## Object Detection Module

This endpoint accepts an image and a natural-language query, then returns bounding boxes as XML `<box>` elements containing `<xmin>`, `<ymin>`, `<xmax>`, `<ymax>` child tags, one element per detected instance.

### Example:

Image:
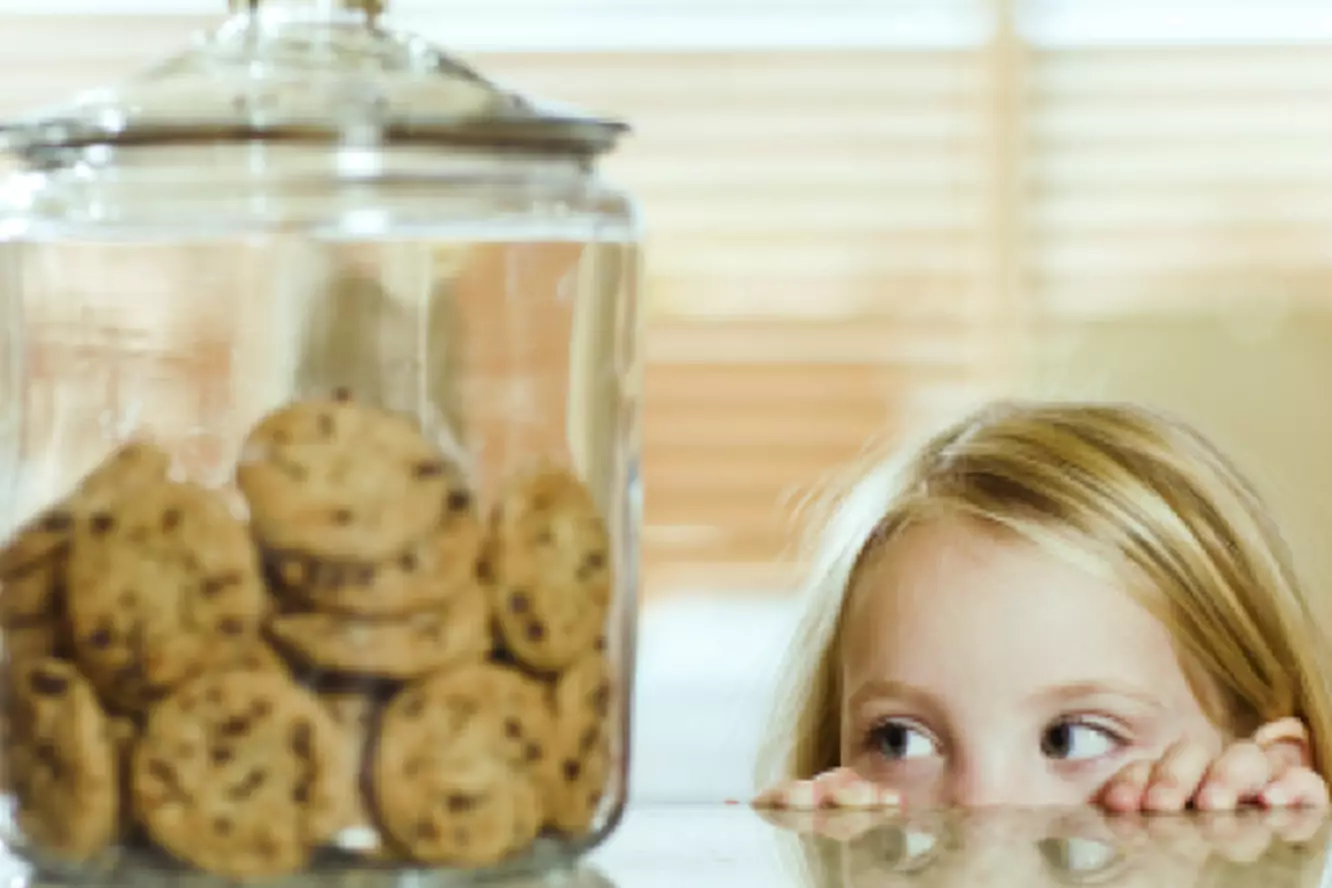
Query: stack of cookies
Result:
<box><xmin>0</xmin><ymin>394</ymin><xmax>618</xmax><ymax>880</ymax></box>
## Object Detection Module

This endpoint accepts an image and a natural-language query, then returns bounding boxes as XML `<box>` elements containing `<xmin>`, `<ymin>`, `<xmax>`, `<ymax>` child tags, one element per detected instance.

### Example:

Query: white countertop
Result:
<box><xmin>589</xmin><ymin>804</ymin><xmax>1332</xmax><ymax>888</ymax></box>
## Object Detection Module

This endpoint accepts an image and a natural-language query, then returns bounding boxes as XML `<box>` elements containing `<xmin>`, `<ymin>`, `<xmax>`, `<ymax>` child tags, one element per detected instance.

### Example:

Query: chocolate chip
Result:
<box><xmin>203</xmin><ymin>572</ymin><xmax>241</xmax><ymax>597</ymax></box>
<box><xmin>149</xmin><ymin>759</ymin><xmax>179</xmax><ymax>788</ymax></box>
<box><xmin>291</xmin><ymin>720</ymin><xmax>312</xmax><ymax>758</ymax></box>
<box><xmin>332</xmin><ymin>508</ymin><xmax>353</xmax><ymax>526</ymax></box>
<box><xmin>28</xmin><ymin>667</ymin><xmax>69</xmax><ymax>696</ymax></box>
<box><xmin>402</xmin><ymin>694</ymin><xmax>424</xmax><ymax>718</ymax></box>
<box><xmin>353</xmin><ymin>563</ymin><xmax>376</xmax><ymax>585</ymax></box>
<box><xmin>446</xmin><ymin>490</ymin><xmax>471</xmax><ymax>513</ymax></box>
<box><xmin>563</xmin><ymin>760</ymin><xmax>581</xmax><ymax>782</ymax></box>
<box><xmin>416</xmin><ymin>819</ymin><xmax>439</xmax><ymax>840</ymax></box>
<box><xmin>414</xmin><ymin>461</ymin><xmax>446</xmax><ymax>479</ymax></box>
<box><xmin>40</xmin><ymin>511</ymin><xmax>72</xmax><ymax>533</ymax></box>
<box><xmin>90</xmin><ymin>513</ymin><xmax>115</xmax><ymax>535</ymax></box>
<box><xmin>35</xmin><ymin>741</ymin><xmax>60</xmax><ymax>771</ymax></box>
<box><xmin>88</xmin><ymin>627</ymin><xmax>113</xmax><ymax>649</ymax></box>
<box><xmin>504</xmin><ymin>718</ymin><xmax>521</xmax><ymax>739</ymax></box>
<box><xmin>211</xmin><ymin>746</ymin><xmax>233</xmax><ymax>765</ymax></box>
<box><xmin>161</xmin><ymin>508</ymin><xmax>182</xmax><ymax>531</ymax></box>
<box><xmin>317</xmin><ymin>413</ymin><xmax>335</xmax><ymax>437</ymax></box>
<box><xmin>447</xmin><ymin>794</ymin><xmax>477</xmax><ymax>813</ymax></box>
<box><xmin>525</xmin><ymin>742</ymin><xmax>543</xmax><ymax>762</ymax></box>
<box><xmin>536</xmin><ymin>529</ymin><xmax>552</xmax><ymax>545</ymax></box>
<box><xmin>252</xmin><ymin>698</ymin><xmax>272</xmax><ymax>719</ymax></box>
<box><xmin>509</xmin><ymin>591</ymin><xmax>529</xmax><ymax>614</ymax></box>
<box><xmin>228</xmin><ymin>767</ymin><xmax>266</xmax><ymax>800</ymax></box>
<box><xmin>218</xmin><ymin>617</ymin><xmax>246</xmax><ymax>636</ymax></box>
<box><xmin>594</xmin><ymin>635</ymin><xmax>607</xmax><ymax>653</ymax></box>
<box><xmin>526</xmin><ymin>621</ymin><xmax>546</xmax><ymax>642</ymax></box>
<box><xmin>399</xmin><ymin>551</ymin><xmax>419</xmax><ymax>572</ymax></box>
<box><xmin>592</xmin><ymin>683</ymin><xmax>610</xmax><ymax>716</ymax></box>
<box><xmin>332</xmin><ymin>387</ymin><xmax>352</xmax><ymax>403</ymax></box>
<box><xmin>580</xmin><ymin>726</ymin><xmax>599</xmax><ymax>754</ymax></box>
<box><xmin>213</xmin><ymin>817</ymin><xmax>233</xmax><ymax>835</ymax></box>
<box><xmin>220</xmin><ymin>716</ymin><xmax>250</xmax><ymax>737</ymax></box>
<box><xmin>292</xmin><ymin>782</ymin><xmax>309</xmax><ymax>804</ymax></box>
<box><xmin>320</xmin><ymin>562</ymin><xmax>348</xmax><ymax>588</ymax></box>
<box><xmin>578</xmin><ymin>551</ymin><xmax>606</xmax><ymax>580</ymax></box>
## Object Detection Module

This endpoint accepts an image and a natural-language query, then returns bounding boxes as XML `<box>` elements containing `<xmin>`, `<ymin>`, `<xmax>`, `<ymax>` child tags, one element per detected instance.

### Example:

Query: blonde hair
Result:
<box><xmin>756</xmin><ymin>399</ymin><xmax>1332</xmax><ymax>787</ymax></box>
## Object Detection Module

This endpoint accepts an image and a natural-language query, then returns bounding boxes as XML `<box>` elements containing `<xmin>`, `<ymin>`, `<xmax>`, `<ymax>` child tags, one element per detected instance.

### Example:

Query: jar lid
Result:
<box><xmin>0</xmin><ymin>0</ymin><xmax>629</xmax><ymax>161</ymax></box>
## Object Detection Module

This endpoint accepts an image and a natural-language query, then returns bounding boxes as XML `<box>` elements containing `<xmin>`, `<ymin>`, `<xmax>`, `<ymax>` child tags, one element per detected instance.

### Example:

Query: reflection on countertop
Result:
<box><xmin>8</xmin><ymin>804</ymin><xmax>1329</xmax><ymax>888</ymax></box>
<box><xmin>592</xmin><ymin>804</ymin><xmax>1332</xmax><ymax>888</ymax></box>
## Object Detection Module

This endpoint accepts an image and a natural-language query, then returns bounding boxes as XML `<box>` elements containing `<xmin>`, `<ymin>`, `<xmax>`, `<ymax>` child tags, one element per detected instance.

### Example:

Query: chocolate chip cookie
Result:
<box><xmin>4</xmin><ymin>658</ymin><xmax>120</xmax><ymax>861</ymax></box>
<box><xmin>547</xmin><ymin>651</ymin><xmax>615</xmax><ymax>835</ymax></box>
<box><xmin>264</xmin><ymin>513</ymin><xmax>484</xmax><ymax>618</ymax></box>
<box><xmin>0</xmin><ymin>440</ymin><xmax>172</xmax><ymax>628</ymax></box>
<box><xmin>65</xmin><ymin>481</ymin><xmax>268</xmax><ymax>713</ymax></box>
<box><xmin>266</xmin><ymin>583</ymin><xmax>489</xmax><ymax>680</ymax></box>
<box><xmin>131</xmin><ymin>668</ymin><xmax>353</xmax><ymax>879</ymax></box>
<box><xmin>449</xmin><ymin>663</ymin><xmax>560</xmax><ymax>796</ymax></box>
<box><xmin>487</xmin><ymin>465</ymin><xmax>613</xmax><ymax>672</ymax></box>
<box><xmin>237</xmin><ymin>399</ymin><xmax>469</xmax><ymax>562</ymax></box>
<box><xmin>371</xmin><ymin>668</ymin><xmax>541</xmax><ymax>865</ymax></box>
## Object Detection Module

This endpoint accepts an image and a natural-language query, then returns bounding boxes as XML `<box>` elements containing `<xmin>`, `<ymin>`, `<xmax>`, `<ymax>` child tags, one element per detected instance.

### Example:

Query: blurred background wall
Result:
<box><xmin>3</xmin><ymin>0</ymin><xmax>1332</xmax><ymax>803</ymax></box>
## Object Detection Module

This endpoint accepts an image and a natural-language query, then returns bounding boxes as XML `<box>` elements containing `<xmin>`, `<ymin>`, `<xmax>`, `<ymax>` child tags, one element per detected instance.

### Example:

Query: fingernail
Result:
<box><xmin>1199</xmin><ymin>786</ymin><xmax>1236</xmax><ymax>810</ymax></box>
<box><xmin>785</xmin><ymin>781</ymin><xmax>817</xmax><ymax>810</ymax></box>
<box><xmin>1264</xmin><ymin>786</ymin><xmax>1289</xmax><ymax>807</ymax></box>
<box><xmin>832</xmin><ymin>782</ymin><xmax>874</xmax><ymax>808</ymax></box>
<box><xmin>1145</xmin><ymin>785</ymin><xmax>1181</xmax><ymax>810</ymax></box>
<box><xmin>1103</xmin><ymin>783</ymin><xmax>1138</xmax><ymax>811</ymax></box>
<box><xmin>875</xmin><ymin>787</ymin><xmax>901</xmax><ymax>809</ymax></box>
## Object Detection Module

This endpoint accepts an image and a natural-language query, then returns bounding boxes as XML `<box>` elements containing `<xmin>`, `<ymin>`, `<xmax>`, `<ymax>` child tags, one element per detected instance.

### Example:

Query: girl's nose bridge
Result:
<box><xmin>948</xmin><ymin>749</ymin><xmax>1027</xmax><ymax>808</ymax></box>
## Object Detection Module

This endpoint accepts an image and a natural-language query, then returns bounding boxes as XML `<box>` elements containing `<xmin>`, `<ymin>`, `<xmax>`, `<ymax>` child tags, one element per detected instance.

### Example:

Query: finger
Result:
<box><xmin>1098</xmin><ymin>759</ymin><xmax>1154</xmax><ymax>812</ymax></box>
<box><xmin>1195</xmin><ymin>742</ymin><xmax>1271</xmax><ymax>810</ymax></box>
<box><xmin>752</xmin><ymin>778</ymin><xmax>819</xmax><ymax>811</ymax></box>
<box><xmin>1143</xmin><ymin>740</ymin><xmax>1213</xmax><ymax>812</ymax></box>
<box><xmin>817</xmin><ymin>768</ymin><xmax>900</xmax><ymax>810</ymax></box>
<box><xmin>1258</xmin><ymin>766</ymin><xmax>1331</xmax><ymax>809</ymax></box>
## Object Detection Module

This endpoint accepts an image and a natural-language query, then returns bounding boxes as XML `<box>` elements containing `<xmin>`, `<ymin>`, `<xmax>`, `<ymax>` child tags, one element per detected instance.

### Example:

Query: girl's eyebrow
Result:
<box><xmin>846</xmin><ymin>678</ymin><xmax>943</xmax><ymax>715</ymax></box>
<box><xmin>1027</xmin><ymin>681</ymin><xmax>1166</xmax><ymax>711</ymax></box>
<box><xmin>845</xmin><ymin>678</ymin><xmax>1166</xmax><ymax>713</ymax></box>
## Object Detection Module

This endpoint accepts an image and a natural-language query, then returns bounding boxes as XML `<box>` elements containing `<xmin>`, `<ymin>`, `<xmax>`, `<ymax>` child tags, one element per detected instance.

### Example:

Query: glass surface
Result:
<box><xmin>0</xmin><ymin>5</ymin><xmax>641</xmax><ymax>880</ymax></box>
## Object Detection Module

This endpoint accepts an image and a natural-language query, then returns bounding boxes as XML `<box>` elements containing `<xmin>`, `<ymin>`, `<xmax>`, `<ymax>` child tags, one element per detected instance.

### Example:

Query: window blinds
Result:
<box><xmin>1</xmin><ymin>3</ymin><xmax>1329</xmax><ymax>596</ymax></box>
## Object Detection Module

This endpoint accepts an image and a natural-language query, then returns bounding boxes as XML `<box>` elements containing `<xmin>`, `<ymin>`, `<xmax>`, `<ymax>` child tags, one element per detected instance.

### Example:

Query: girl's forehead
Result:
<box><xmin>840</xmin><ymin>516</ymin><xmax>1191</xmax><ymax>701</ymax></box>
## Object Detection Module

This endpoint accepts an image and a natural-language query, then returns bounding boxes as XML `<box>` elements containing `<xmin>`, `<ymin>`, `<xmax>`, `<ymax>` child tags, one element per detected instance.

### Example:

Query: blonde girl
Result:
<box><xmin>753</xmin><ymin>400</ymin><xmax>1332</xmax><ymax>812</ymax></box>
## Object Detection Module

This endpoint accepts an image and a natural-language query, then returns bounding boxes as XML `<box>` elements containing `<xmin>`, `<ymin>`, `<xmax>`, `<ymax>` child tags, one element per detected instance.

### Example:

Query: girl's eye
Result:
<box><xmin>1040</xmin><ymin>719</ymin><xmax>1121</xmax><ymax>762</ymax></box>
<box><xmin>869</xmin><ymin>720</ymin><xmax>939</xmax><ymax>761</ymax></box>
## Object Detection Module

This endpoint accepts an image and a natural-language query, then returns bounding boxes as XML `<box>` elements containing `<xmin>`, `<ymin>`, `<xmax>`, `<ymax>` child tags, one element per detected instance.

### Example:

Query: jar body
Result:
<box><xmin>0</xmin><ymin>143</ymin><xmax>641</xmax><ymax>879</ymax></box>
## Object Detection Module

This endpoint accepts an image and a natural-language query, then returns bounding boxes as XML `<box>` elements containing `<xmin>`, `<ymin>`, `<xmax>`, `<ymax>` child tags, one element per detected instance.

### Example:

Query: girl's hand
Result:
<box><xmin>751</xmin><ymin>767</ymin><xmax>900</xmax><ymax>811</ymax></box>
<box><xmin>1098</xmin><ymin>718</ymin><xmax>1329</xmax><ymax>813</ymax></box>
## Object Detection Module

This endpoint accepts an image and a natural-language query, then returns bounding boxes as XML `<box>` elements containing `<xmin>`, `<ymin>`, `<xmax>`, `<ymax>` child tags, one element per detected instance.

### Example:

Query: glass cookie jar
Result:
<box><xmin>0</xmin><ymin>0</ymin><xmax>641</xmax><ymax>881</ymax></box>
